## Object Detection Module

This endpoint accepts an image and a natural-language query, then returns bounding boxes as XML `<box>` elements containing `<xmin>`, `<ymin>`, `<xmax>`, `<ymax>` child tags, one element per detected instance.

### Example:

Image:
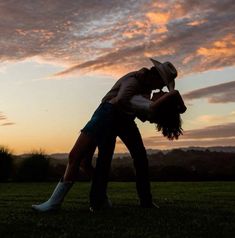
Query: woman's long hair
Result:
<box><xmin>152</xmin><ymin>92</ymin><xmax>183</xmax><ymax>140</ymax></box>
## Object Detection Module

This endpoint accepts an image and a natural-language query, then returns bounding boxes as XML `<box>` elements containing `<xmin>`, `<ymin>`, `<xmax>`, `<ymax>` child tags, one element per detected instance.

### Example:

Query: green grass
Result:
<box><xmin>0</xmin><ymin>182</ymin><xmax>235</xmax><ymax>238</ymax></box>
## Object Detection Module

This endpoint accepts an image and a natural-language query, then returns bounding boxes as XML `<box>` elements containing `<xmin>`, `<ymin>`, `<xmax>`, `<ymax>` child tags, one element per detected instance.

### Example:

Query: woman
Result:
<box><xmin>133</xmin><ymin>90</ymin><xmax>186</xmax><ymax>139</ymax></box>
<box><xmin>32</xmin><ymin>89</ymin><xmax>186</xmax><ymax>212</ymax></box>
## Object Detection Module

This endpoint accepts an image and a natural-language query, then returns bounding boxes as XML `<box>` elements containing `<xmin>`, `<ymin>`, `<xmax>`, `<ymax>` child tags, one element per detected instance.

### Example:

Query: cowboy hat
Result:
<box><xmin>150</xmin><ymin>58</ymin><xmax>177</xmax><ymax>91</ymax></box>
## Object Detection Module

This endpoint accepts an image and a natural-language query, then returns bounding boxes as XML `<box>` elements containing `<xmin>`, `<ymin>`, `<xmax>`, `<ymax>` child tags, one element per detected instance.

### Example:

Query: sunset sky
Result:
<box><xmin>1</xmin><ymin>0</ymin><xmax>235</xmax><ymax>154</ymax></box>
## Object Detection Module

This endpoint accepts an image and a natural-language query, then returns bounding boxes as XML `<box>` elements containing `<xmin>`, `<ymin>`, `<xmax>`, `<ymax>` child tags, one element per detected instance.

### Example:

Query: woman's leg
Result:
<box><xmin>63</xmin><ymin>132</ymin><xmax>96</xmax><ymax>181</ymax></box>
<box><xmin>80</xmin><ymin>145</ymin><xmax>96</xmax><ymax>179</ymax></box>
<box><xmin>32</xmin><ymin>132</ymin><xmax>96</xmax><ymax>212</ymax></box>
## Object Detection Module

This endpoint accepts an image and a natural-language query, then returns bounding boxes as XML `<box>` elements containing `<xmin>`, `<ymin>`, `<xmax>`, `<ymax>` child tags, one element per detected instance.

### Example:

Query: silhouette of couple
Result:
<box><xmin>32</xmin><ymin>58</ymin><xmax>187</xmax><ymax>212</ymax></box>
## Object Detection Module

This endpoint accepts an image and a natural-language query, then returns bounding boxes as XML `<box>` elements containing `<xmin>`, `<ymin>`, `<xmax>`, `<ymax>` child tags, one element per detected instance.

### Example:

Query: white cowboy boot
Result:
<box><xmin>32</xmin><ymin>178</ymin><xmax>73</xmax><ymax>212</ymax></box>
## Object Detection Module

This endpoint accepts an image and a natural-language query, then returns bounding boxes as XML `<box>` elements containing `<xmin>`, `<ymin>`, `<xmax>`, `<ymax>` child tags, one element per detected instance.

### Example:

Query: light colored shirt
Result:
<box><xmin>130</xmin><ymin>95</ymin><xmax>152</xmax><ymax>122</ymax></box>
<box><xmin>102</xmin><ymin>68</ymin><xmax>153</xmax><ymax>115</ymax></box>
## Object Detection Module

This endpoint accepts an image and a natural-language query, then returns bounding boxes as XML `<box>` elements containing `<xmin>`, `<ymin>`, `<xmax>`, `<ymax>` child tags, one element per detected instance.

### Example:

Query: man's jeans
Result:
<box><xmin>89</xmin><ymin>111</ymin><xmax>152</xmax><ymax>208</ymax></box>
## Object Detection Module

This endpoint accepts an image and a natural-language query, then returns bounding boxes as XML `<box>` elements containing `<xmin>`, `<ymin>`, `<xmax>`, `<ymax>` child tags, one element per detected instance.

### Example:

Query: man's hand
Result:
<box><xmin>170</xmin><ymin>90</ymin><xmax>187</xmax><ymax>114</ymax></box>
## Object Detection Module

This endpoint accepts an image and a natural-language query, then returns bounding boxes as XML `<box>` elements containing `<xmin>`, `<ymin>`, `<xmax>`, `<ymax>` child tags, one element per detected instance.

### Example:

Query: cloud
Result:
<box><xmin>0</xmin><ymin>0</ymin><xmax>235</xmax><ymax>78</ymax></box>
<box><xmin>141</xmin><ymin>122</ymin><xmax>235</xmax><ymax>149</ymax></box>
<box><xmin>117</xmin><ymin>135</ymin><xmax>235</xmax><ymax>151</ymax></box>
<box><xmin>195</xmin><ymin>111</ymin><xmax>235</xmax><ymax>124</ymax></box>
<box><xmin>149</xmin><ymin>122</ymin><xmax>235</xmax><ymax>140</ymax></box>
<box><xmin>183</xmin><ymin>80</ymin><xmax>235</xmax><ymax>103</ymax></box>
<box><xmin>0</xmin><ymin>112</ymin><xmax>14</xmax><ymax>126</ymax></box>
<box><xmin>183</xmin><ymin>122</ymin><xmax>235</xmax><ymax>139</ymax></box>
<box><xmin>1</xmin><ymin>122</ymin><xmax>15</xmax><ymax>126</ymax></box>
<box><xmin>0</xmin><ymin>112</ymin><xmax>7</xmax><ymax>120</ymax></box>
<box><xmin>143</xmin><ymin>137</ymin><xmax>235</xmax><ymax>149</ymax></box>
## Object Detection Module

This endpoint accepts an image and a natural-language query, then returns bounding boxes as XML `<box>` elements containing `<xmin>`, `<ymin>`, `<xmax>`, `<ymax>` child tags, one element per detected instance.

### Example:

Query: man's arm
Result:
<box><xmin>150</xmin><ymin>90</ymin><xmax>187</xmax><ymax>113</ymax></box>
<box><xmin>109</xmin><ymin>77</ymin><xmax>140</xmax><ymax>107</ymax></box>
<box><xmin>130</xmin><ymin>90</ymin><xmax>187</xmax><ymax>122</ymax></box>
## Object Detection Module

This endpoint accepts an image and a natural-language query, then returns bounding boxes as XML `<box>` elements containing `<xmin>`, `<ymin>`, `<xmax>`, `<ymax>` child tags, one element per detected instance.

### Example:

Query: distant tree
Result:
<box><xmin>159</xmin><ymin>165</ymin><xmax>192</xmax><ymax>181</ymax></box>
<box><xmin>110</xmin><ymin>165</ymin><xmax>135</xmax><ymax>181</ymax></box>
<box><xmin>16</xmin><ymin>150</ymin><xmax>49</xmax><ymax>182</ymax></box>
<box><xmin>0</xmin><ymin>146</ymin><xmax>13</xmax><ymax>181</ymax></box>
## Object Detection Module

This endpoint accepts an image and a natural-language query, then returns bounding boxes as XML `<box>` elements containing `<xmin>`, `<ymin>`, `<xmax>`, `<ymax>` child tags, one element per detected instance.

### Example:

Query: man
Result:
<box><xmin>89</xmin><ymin>58</ymin><xmax>178</xmax><ymax>210</ymax></box>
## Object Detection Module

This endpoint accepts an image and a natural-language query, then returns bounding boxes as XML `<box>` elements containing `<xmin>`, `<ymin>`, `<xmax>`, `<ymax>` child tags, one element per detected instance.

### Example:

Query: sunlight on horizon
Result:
<box><xmin>1</xmin><ymin>0</ymin><xmax>235</xmax><ymax>154</ymax></box>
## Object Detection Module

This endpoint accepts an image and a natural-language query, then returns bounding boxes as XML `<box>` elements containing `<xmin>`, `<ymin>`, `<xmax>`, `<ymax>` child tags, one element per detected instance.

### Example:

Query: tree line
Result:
<box><xmin>1</xmin><ymin>146</ymin><xmax>235</xmax><ymax>182</ymax></box>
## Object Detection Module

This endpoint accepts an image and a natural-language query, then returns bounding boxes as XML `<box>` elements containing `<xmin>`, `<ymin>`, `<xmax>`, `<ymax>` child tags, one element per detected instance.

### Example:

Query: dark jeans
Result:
<box><xmin>89</xmin><ymin>111</ymin><xmax>152</xmax><ymax>207</ymax></box>
<box><xmin>81</xmin><ymin>102</ymin><xmax>116</xmax><ymax>141</ymax></box>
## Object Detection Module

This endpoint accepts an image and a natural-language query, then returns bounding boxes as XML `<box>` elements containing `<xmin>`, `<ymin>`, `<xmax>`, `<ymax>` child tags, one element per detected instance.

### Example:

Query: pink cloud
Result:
<box><xmin>0</xmin><ymin>0</ymin><xmax>234</xmax><ymax>78</ymax></box>
<box><xmin>141</xmin><ymin>122</ymin><xmax>235</xmax><ymax>149</ymax></box>
<box><xmin>183</xmin><ymin>80</ymin><xmax>235</xmax><ymax>103</ymax></box>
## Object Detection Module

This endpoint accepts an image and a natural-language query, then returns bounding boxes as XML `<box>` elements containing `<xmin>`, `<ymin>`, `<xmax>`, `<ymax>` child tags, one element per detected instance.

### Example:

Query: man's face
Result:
<box><xmin>151</xmin><ymin>75</ymin><xmax>165</xmax><ymax>89</ymax></box>
<box><xmin>149</xmin><ymin>67</ymin><xmax>165</xmax><ymax>89</ymax></box>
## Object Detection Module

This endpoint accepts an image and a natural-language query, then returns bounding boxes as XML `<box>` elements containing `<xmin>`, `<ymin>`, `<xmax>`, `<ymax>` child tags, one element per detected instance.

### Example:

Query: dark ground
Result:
<box><xmin>0</xmin><ymin>182</ymin><xmax>234</xmax><ymax>238</ymax></box>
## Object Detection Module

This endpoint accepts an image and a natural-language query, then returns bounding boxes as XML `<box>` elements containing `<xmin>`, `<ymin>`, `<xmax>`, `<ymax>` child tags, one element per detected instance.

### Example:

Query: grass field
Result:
<box><xmin>0</xmin><ymin>182</ymin><xmax>234</xmax><ymax>238</ymax></box>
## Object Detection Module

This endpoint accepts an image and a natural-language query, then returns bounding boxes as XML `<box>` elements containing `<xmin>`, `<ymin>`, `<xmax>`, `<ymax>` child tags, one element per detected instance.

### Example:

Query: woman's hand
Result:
<box><xmin>176</xmin><ymin>93</ymin><xmax>187</xmax><ymax>113</ymax></box>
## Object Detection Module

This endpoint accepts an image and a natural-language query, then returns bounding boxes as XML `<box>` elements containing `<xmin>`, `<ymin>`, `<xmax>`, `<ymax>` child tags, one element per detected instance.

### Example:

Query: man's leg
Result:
<box><xmin>89</xmin><ymin>132</ymin><xmax>116</xmax><ymax>209</ymax></box>
<box><xmin>117</xmin><ymin>119</ymin><xmax>153</xmax><ymax>206</ymax></box>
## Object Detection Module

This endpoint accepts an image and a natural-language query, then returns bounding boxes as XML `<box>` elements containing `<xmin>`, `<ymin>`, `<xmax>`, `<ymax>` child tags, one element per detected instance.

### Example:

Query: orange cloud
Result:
<box><xmin>144</xmin><ymin>48</ymin><xmax>175</xmax><ymax>58</ymax></box>
<box><xmin>146</xmin><ymin>12</ymin><xmax>170</xmax><ymax>25</ymax></box>
<box><xmin>187</xmin><ymin>19</ymin><xmax>206</xmax><ymax>26</ymax></box>
<box><xmin>196</xmin><ymin>112</ymin><xmax>235</xmax><ymax>124</ymax></box>
<box><xmin>182</xmin><ymin>55</ymin><xmax>194</xmax><ymax>64</ymax></box>
<box><xmin>122</xmin><ymin>24</ymin><xmax>147</xmax><ymax>39</ymax></box>
<box><xmin>1</xmin><ymin>0</ymin><xmax>235</xmax><ymax>78</ymax></box>
<box><xmin>197</xmin><ymin>34</ymin><xmax>235</xmax><ymax>58</ymax></box>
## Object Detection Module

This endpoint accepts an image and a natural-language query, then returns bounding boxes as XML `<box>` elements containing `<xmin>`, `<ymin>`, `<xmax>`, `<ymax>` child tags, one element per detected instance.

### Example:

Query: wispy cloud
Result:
<box><xmin>0</xmin><ymin>0</ymin><xmax>234</xmax><ymax>78</ymax></box>
<box><xmin>183</xmin><ymin>122</ymin><xmax>235</xmax><ymax>139</ymax></box>
<box><xmin>141</xmin><ymin>122</ymin><xmax>235</xmax><ymax>148</ymax></box>
<box><xmin>183</xmin><ymin>80</ymin><xmax>235</xmax><ymax>103</ymax></box>
<box><xmin>142</xmin><ymin>137</ymin><xmax>235</xmax><ymax>149</ymax></box>
<box><xmin>0</xmin><ymin>112</ymin><xmax>7</xmax><ymax>121</ymax></box>
<box><xmin>194</xmin><ymin>111</ymin><xmax>235</xmax><ymax>125</ymax></box>
<box><xmin>1</xmin><ymin>122</ymin><xmax>15</xmax><ymax>126</ymax></box>
<box><xmin>0</xmin><ymin>112</ymin><xmax>14</xmax><ymax>126</ymax></box>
